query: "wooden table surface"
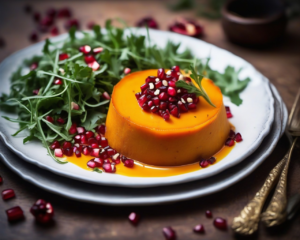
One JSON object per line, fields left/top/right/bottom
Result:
{"left": 0, "top": 1, "right": 300, "bottom": 239}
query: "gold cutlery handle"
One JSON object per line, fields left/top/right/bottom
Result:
{"left": 232, "top": 155, "right": 287, "bottom": 235}
{"left": 261, "top": 137, "right": 298, "bottom": 226}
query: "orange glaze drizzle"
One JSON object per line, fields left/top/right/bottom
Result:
{"left": 65, "top": 144, "right": 234, "bottom": 177}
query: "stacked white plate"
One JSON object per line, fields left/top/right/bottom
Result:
{"left": 0, "top": 29, "right": 288, "bottom": 205}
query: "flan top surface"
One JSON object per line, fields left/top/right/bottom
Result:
{"left": 111, "top": 69, "right": 224, "bottom": 131}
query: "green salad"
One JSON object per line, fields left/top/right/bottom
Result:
{"left": 0, "top": 20, "right": 250, "bottom": 163}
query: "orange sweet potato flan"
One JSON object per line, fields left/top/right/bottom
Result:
{"left": 105, "top": 69, "right": 230, "bottom": 166}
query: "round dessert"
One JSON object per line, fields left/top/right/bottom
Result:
{"left": 105, "top": 69, "right": 230, "bottom": 166}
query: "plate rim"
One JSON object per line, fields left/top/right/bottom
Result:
{"left": 0, "top": 29, "right": 275, "bottom": 188}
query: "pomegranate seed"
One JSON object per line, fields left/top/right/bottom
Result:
{"left": 77, "top": 126, "right": 86, "bottom": 134}
{"left": 146, "top": 76, "right": 156, "bottom": 83}
{"left": 33, "top": 89, "right": 40, "bottom": 95}
{"left": 162, "top": 227, "right": 176, "bottom": 240}
{"left": 168, "top": 81, "right": 176, "bottom": 88}
{"left": 225, "top": 138, "right": 234, "bottom": 146}
{"left": 50, "top": 141, "right": 60, "bottom": 150}
{"left": 63, "top": 148, "right": 73, "bottom": 156}
{"left": 159, "top": 92, "right": 168, "bottom": 101}
{"left": 58, "top": 8, "right": 72, "bottom": 18}
{"left": 100, "top": 150, "right": 109, "bottom": 159}
{"left": 170, "top": 107, "right": 179, "bottom": 118}
{"left": 93, "top": 47, "right": 103, "bottom": 54}
{"left": 200, "top": 159, "right": 209, "bottom": 168}
{"left": 124, "top": 159, "right": 134, "bottom": 168}
{"left": 65, "top": 19, "right": 80, "bottom": 30}
{"left": 208, "top": 157, "right": 216, "bottom": 164}
{"left": 123, "top": 67, "right": 131, "bottom": 75}
{"left": 235, "top": 133, "right": 243, "bottom": 142}
{"left": 59, "top": 53, "right": 69, "bottom": 61}
{"left": 88, "top": 138, "right": 98, "bottom": 145}
{"left": 46, "top": 8, "right": 56, "bottom": 18}
{"left": 140, "top": 83, "right": 149, "bottom": 92}
{"left": 50, "top": 26, "right": 59, "bottom": 36}
{"left": 100, "top": 137, "right": 108, "bottom": 147}
{"left": 206, "top": 210, "right": 212, "bottom": 218}
{"left": 52, "top": 78, "right": 62, "bottom": 87}
{"left": 30, "top": 199, "right": 54, "bottom": 224}
{"left": 136, "top": 17, "right": 159, "bottom": 29}
{"left": 30, "top": 62, "right": 38, "bottom": 70}
{"left": 112, "top": 153, "right": 120, "bottom": 160}
{"left": 167, "top": 87, "right": 176, "bottom": 96}
{"left": 2, "top": 189, "right": 15, "bottom": 200}
{"left": 193, "top": 224, "right": 205, "bottom": 233}
{"left": 213, "top": 217, "right": 227, "bottom": 230}
{"left": 102, "top": 92, "right": 111, "bottom": 100}
{"left": 163, "top": 111, "right": 170, "bottom": 121}
{"left": 62, "top": 141, "right": 72, "bottom": 149}
{"left": 91, "top": 148, "right": 100, "bottom": 157}
{"left": 151, "top": 106, "right": 158, "bottom": 113}
{"left": 80, "top": 135, "right": 88, "bottom": 144}
{"left": 79, "top": 45, "right": 91, "bottom": 55}
{"left": 45, "top": 116, "right": 54, "bottom": 123}
{"left": 85, "top": 131, "right": 94, "bottom": 139}
{"left": 33, "top": 12, "right": 41, "bottom": 22}
{"left": 96, "top": 125, "right": 106, "bottom": 135}
{"left": 57, "top": 117, "right": 65, "bottom": 124}
{"left": 40, "top": 16, "right": 54, "bottom": 27}
{"left": 6, "top": 206, "right": 24, "bottom": 221}
{"left": 87, "top": 21, "right": 95, "bottom": 29}
{"left": 94, "top": 158, "right": 104, "bottom": 167}
{"left": 74, "top": 135, "right": 81, "bottom": 143}
{"left": 0, "top": 175, "right": 2, "bottom": 184}
{"left": 83, "top": 55, "right": 95, "bottom": 63}
{"left": 87, "top": 160, "right": 96, "bottom": 168}
{"left": 138, "top": 95, "right": 147, "bottom": 107}
{"left": 152, "top": 97, "right": 160, "bottom": 105}
{"left": 157, "top": 68, "right": 166, "bottom": 79}
{"left": 172, "top": 66, "right": 180, "bottom": 72}
{"left": 128, "top": 212, "right": 140, "bottom": 225}
{"left": 29, "top": 31, "right": 38, "bottom": 42}
{"left": 188, "top": 103, "right": 197, "bottom": 109}
{"left": 73, "top": 144, "right": 83, "bottom": 153}
{"left": 148, "top": 101, "right": 154, "bottom": 108}
{"left": 54, "top": 148, "right": 63, "bottom": 157}
{"left": 107, "top": 148, "right": 116, "bottom": 156}
{"left": 82, "top": 146, "right": 92, "bottom": 155}
{"left": 102, "top": 162, "right": 116, "bottom": 173}
{"left": 227, "top": 112, "right": 233, "bottom": 118}
{"left": 91, "top": 143, "right": 99, "bottom": 149}
{"left": 159, "top": 101, "right": 168, "bottom": 110}
{"left": 155, "top": 81, "right": 162, "bottom": 88}
{"left": 69, "top": 123, "right": 77, "bottom": 134}
{"left": 229, "top": 130, "right": 235, "bottom": 139}
{"left": 169, "top": 18, "right": 203, "bottom": 37}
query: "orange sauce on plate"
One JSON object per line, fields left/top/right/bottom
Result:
{"left": 65, "top": 144, "right": 233, "bottom": 177}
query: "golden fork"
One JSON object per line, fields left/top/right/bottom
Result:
{"left": 232, "top": 88, "right": 300, "bottom": 235}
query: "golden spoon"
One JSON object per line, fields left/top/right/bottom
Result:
{"left": 232, "top": 88, "right": 300, "bottom": 235}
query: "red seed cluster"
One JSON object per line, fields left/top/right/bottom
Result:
{"left": 169, "top": 18, "right": 203, "bottom": 37}
{"left": 136, "top": 17, "right": 159, "bottom": 29}
{"left": 51, "top": 124, "right": 134, "bottom": 173}
{"left": 225, "top": 130, "right": 243, "bottom": 147}
{"left": 199, "top": 157, "right": 216, "bottom": 168}
{"left": 30, "top": 199, "right": 54, "bottom": 224}
{"left": 79, "top": 44, "right": 102, "bottom": 71}
{"left": 135, "top": 66, "right": 199, "bottom": 120}
{"left": 225, "top": 106, "right": 233, "bottom": 118}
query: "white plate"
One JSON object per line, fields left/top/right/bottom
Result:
{"left": 0, "top": 29, "right": 274, "bottom": 188}
{"left": 0, "top": 85, "right": 288, "bottom": 205}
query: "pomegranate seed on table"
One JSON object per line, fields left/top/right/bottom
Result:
{"left": 213, "top": 217, "right": 227, "bottom": 230}
{"left": 65, "top": 19, "right": 80, "bottom": 30}
{"left": 54, "top": 148, "right": 63, "bottom": 157}
{"left": 59, "top": 53, "right": 69, "bottom": 61}
{"left": 102, "top": 162, "right": 116, "bottom": 173}
{"left": 205, "top": 210, "right": 213, "bottom": 218}
{"left": 136, "top": 17, "right": 159, "bottom": 29}
{"left": 58, "top": 8, "right": 72, "bottom": 18}
{"left": 2, "top": 189, "right": 15, "bottom": 200}
{"left": 46, "top": 8, "right": 56, "bottom": 18}
{"left": 50, "top": 141, "right": 60, "bottom": 150}
{"left": 225, "top": 138, "right": 234, "bottom": 147}
{"left": 6, "top": 206, "right": 24, "bottom": 221}
{"left": 193, "top": 224, "right": 205, "bottom": 233}
{"left": 235, "top": 133, "right": 243, "bottom": 142}
{"left": 128, "top": 212, "right": 140, "bottom": 225}
{"left": 30, "top": 199, "right": 54, "bottom": 224}
{"left": 40, "top": 16, "right": 54, "bottom": 27}
{"left": 33, "top": 12, "right": 41, "bottom": 22}
{"left": 56, "top": 117, "right": 65, "bottom": 124}
{"left": 79, "top": 45, "right": 91, "bottom": 54}
{"left": 162, "top": 226, "right": 176, "bottom": 240}
{"left": 45, "top": 116, "right": 54, "bottom": 123}
{"left": 29, "top": 31, "right": 38, "bottom": 42}
{"left": 50, "top": 26, "right": 59, "bottom": 36}
{"left": 169, "top": 18, "right": 203, "bottom": 37}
